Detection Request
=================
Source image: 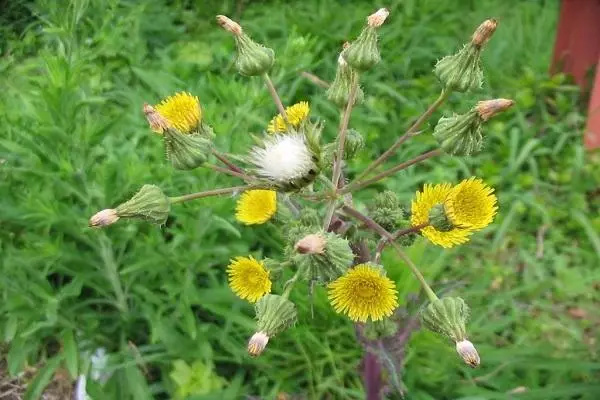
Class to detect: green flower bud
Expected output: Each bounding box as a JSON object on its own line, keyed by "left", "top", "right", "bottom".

{"left": 217, "top": 15, "right": 274, "bottom": 76}
{"left": 420, "top": 297, "right": 469, "bottom": 343}
{"left": 163, "top": 128, "right": 213, "bottom": 170}
{"left": 428, "top": 204, "right": 454, "bottom": 232}
{"left": 246, "top": 294, "right": 297, "bottom": 357}
{"left": 294, "top": 232, "right": 354, "bottom": 283}
{"left": 326, "top": 53, "right": 365, "bottom": 107}
{"left": 114, "top": 185, "right": 170, "bottom": 225}
{"left": 363, "top": 318, "right": 398, "bottom": 340}
{"left": 433, "top": 110, "right": 483, "bottom": 156}
{"left": 340, "top": 129, "right": 365, "bottom": 160}
{"left": 342, "top": 8, "right": 389, "bottom": 72}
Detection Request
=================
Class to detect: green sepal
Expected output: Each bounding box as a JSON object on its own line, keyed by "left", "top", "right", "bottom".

{"left": 420, "top": 297, "right": 469, "bottom": 342}
{"left": 294, "top": 232, "right": 354, "bottom": 283}
{"left": 326, "top": 64, "right": 365, "bottom": 107}
{"left": 433, "top": 110, "right": 483, "bottom": 156}
{"left": 363, "top": 318, "right": 399, "bottom": 340}
{"left": 255, "top": 294, "right": 297, "bottom": 337}
{"left": 428, "top": 204, "right": 454, "bottom": 232}
{"left": 164, "top": 129, "right": 212, "bottom": 170}
{"left": 343, "top": 27, "right": 381, "bottom": 71}
{"left": 115, "top": 184, "right": 170, "bottom": 225}
{"left": 434, "top": 44, "right": 483, "bottom": 93}
{"left": 234, "top": 34, "right": 275, "bottom": 76}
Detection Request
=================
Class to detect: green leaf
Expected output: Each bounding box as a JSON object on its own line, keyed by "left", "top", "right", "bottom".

{"left": 62, "top": 330, "right": 79, "bottom": 379}
{"left": 24, "top": 355, "right": 63, "bottom": 400}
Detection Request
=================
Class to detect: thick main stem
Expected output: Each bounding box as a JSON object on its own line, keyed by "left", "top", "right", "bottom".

{"left": 323, "top": 78, "right": 359, "bottom": 230}
{"left": 341, "top": 205, "right": 439, "bottom": 303}
{"left": 263, "top": 73, "right": 288, "bottom": 123}
{"left": 342, "top": 149, "right": 442, "bottom": 194}
{"left": 169, "top": 185, "right": 252, "bottom": 204}
{"left": 354, "top": 90, "right": 449, "bottom": 183}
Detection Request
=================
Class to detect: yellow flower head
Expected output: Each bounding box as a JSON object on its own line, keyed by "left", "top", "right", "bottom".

{"left": 411, "top": 183, "right": 473, "bottom": 248}
{"left": 328, "top": 264, "right": 398, "bottom": 322}
{"left": 154, "top": 92, "right": 201, "bottom": 134}
{"left": 445, "top": 177, "right": 498, "bottom": 230}
{"left": 227, "top": 256, "right": 272, "bottom": 303}
{"left": 267, "top": 101, "right": 310, "bottom": 134}
{"left": 235, "top": 190, "right": 277, "bottom": 225}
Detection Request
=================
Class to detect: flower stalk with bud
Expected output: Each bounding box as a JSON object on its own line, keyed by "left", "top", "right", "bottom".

{"left": 89, "top": 10, "right": 518, "bottom": 396}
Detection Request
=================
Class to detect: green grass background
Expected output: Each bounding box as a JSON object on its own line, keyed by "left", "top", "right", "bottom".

{"left": 1, "top": 0, "right": 599, "bottom": 399}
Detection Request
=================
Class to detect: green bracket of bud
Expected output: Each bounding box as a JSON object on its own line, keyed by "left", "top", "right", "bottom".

{"left": 343, "top": 27, "right": 381, "bottom": 71}
{"left": 363, "top": 318, "right": 399, "bottom": 340}
{"left": 115, "top": 185, "right": 170, "bottom": 225}
{"left": 295, "top": 232, "right": 354, "bottom": 283}
{"left": 164, "top": 129, "right": 212, "bottom": 170}
{"left": 255, "top": 294, "right": 297, "bottom": 337}
{"left": 434, "top": 44, "right": 483, "bottom": 93}
{"left": 235, "top": 34, "right": 275, "bottom": 77}
{"left": 420, "top": 297, "right": 469, "bottom": 342}
{"left": 428, "top": 204, "right": 454, "bottom": 232}
{"left": 327, "top": 63, "right": 365, "bottom": 108}
{"left": 433, "top": 110, "right": 483, "bottom": 156}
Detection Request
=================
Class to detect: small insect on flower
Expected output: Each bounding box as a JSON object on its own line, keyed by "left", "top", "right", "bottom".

{"left": 154, "top": 92, "right": 201, "bottom": 134}
{"left": 267, "top": 101, "right": 310, "bottom": 134}
{"left": 328, "top": 264, "right": 398, "bottom": 322}
{"left": 250, "top": 133, "right": 317, "bottom": 185}
{"left": 227, "top": 256, "right": 272, "bottom": 302}
{"left": 411, "top": 183, "right": 473, "bottom": 248}
{"left": 235, "top": 190, "right": 277, "bottom": 225}
{"left": 445, "top": 177, "right": 497, "bottom": 230}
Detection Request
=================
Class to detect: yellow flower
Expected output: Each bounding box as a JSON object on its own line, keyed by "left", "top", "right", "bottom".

{"left": 154, "top": 92, "right": 201, "bottom": 134}
{"left": 267, "top": 101, "right": 310, "bottom": 134}
{"left": 227, "top": 256, "right": 271, "bottom": 302}
{"left": 235, "top": 190, "right": 277, "bottom": 225}
{"left": 328, "top": 264, "right": 398, "bottom": 322}
{"left": 445, "top": 177, "right": 497, "bottom": 230}
{"left": 411, "top": 183, "right": 473, "bottom": 248}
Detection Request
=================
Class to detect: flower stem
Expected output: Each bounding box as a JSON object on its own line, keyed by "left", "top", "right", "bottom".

{"left": 354, "top": 90, "right": 450, "bottom": 182}
{"left": 323, "top": 76, "right": 359, "bottom": 230}
{"left": 282, "top": 269, "right": 301, "bottom": 299}
{"left": 373, "top": 223, "right": 429, "bottom": 263}
{"left": 204, "top": 163, "right": 254, "bottom": 181}
{"left": 263, "top": 73, "right": 288, "bottom": 123}
{"left": 341, "top": 149, "right": 442, "bottom": 194}
{"left": 341, "top": 205, "right": 438, "bottom": 303}
{"left": 169, "top": 185, "right": 253, "bottom": 204}
{"left": 211, "top": 148, "right": 244, "bottom": 174}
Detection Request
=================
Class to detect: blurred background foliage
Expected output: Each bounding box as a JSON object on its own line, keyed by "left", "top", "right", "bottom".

{"left": 1, "top": 0, "right": 599, "bottom": 399}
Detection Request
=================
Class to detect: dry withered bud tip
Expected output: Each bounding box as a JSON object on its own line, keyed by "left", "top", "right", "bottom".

{"left": 471, "top": 19, "right": 498, "bottom": 47}
{"left": 295, "top": 233, "right": 326, "bottom": 254}
{"left": 143, "top": 103, "right": 171, "bottom": 133}
{"left": 367, "top": 8, "right": 390, "bottom": 28}
{"left": 475, "top": 98, "right": 514, "bottom": 121}
{"left": 216, "top": 15, "right": 242, "bottom": 36}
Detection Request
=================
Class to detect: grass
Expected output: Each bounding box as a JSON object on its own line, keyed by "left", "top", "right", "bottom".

{"left": 1, "top": 0, "right": 600, "bottom": 399}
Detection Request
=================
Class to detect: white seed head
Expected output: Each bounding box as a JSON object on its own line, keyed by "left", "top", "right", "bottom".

{"left": 367, "top": 8, "right": 390, "bottom": 28}
{"left": 251, "top": 134, "right": 315, "bottom": 183}
{"left": 89, "top": 209, "right": 119, "bottom": 228}
{"left": 247, "top": 331, "right": 269, "bottom": 357}
{"left": 456, "top": 339, "right": 480, "bottom": 368}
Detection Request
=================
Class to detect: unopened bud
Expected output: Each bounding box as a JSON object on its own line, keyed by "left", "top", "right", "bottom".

{"left": 216, "top": 15, "right": 242, "bottom": 36}
{"left": 456, "top": 339, "right": 480, "bottom": 367}
{"left": 294, "top": 232, "right": 353, "bottom": 283}
{"left": 89, "top": 209, "right": 119, "bottom": 228}
{"left": 471, "top": 19, "right": 498, "bottom": 47}
{"left": 143, "top": 104, "right": 170, "bottom": 134}
{"left": 340, "top": 129, "right": 365, "bottom": 160}
{"left": 433, "top": 110, "right": 483, "bottom": 156}
{"left": 247, "top": 331, "right": 269, "bottom": 357}
{"left": 420, "top": 297, "right": 469, "bottom": 343}
{"left": 164, "top": 129, "right": 212, "bottom": 170}
{"left": 295, "top": 234, "right": 326, "bottom": 254}
{"left": 115, "top": 185, "right": 170, "bottom": 225}
{"left": 367, "top": 8, "right": 389, "bottom": 28}
{"left": 255, "top": 294, "right": 297, "bottom": 339}
{"left": 475, "top": 98, "right": 514, "bottom": 121}
{"left": 327, "top": 46, "right": 365, "bottom": 107}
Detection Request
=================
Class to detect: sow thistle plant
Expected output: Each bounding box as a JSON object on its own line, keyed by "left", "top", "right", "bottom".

{"left": 90, "top": 8, "right": 514, "bottom": 378}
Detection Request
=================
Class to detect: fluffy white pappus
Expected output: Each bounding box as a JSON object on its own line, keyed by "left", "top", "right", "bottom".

{"left": 251, "top": 134, "right": 315, "bottom": 182}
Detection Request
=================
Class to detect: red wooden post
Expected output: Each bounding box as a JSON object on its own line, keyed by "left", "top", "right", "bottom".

{"left": 551, "top": 0, "right": 600, "bottom": 150}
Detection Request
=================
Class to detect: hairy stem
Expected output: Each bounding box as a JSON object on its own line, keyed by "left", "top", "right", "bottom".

{"left": 374, "top": 223, "right": 429, "bottom": 262}
{"left": 204, "top": 163, "right": 254, "bottom": 181}
{"left": 211, "top": 148, "right": 244, "bottom": 173}
{"left": 169, "top": 185, "right": 253, "bottom": 204}
{"left": 341, "top": 149, "right": 442, "bottom": 194}
{"left": 263, "top": 73, "right": 288, "bottom": 123}
{"left": 341, "top": 205, "right": 439, "bottom": 303}
{"left": 354, "top": 90, "right": 449, "bottom": 183}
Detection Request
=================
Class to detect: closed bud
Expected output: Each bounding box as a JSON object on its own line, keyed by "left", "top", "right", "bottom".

{"left": 295, "top": 232, "right": 354, "bottom": 283}
{"left": 370, "top": 192, "right": 416, "bottom": 246}
{"left": 255, "top": 294, "right": 297, "bottom": 339}
{"left": 342, "top": 8, "right": 389, "bottom": 71}
{"left": 164, "top": 128, "right": 212, "bottom": 170}
{"left": 471, "top": 19, "right": 498, "bottom": 48}
{"left": 115, "top": 185, "right": 170, "bottom": 225}
{"left": 217, "top": 15, "right": 274, "bottom": 76}
{"left": 295, "top": 233, "right": 326, "bottom": 254}
{"left": 247, "top": 331, "right": 269, "bottom": 357}
{"left": 363, "top": 318, "right": 398, "bottom": 340}
{"left": 89, "top": 209, "right": 119, "bottom": 228}
{"left": 456, "top": 339, "right": 480, "bottom": 367}
{"left": 428, "top": 204, "right": 454, "bottom": 232}
{"left": 420, "top": 297, "right": 469, "bottom": 343}
{"left": 339, "top": 129, "right": 365, "bottom": 160}
{"left": 433, "top": 110, "right": 483, "bottom": 156}
{"left": 434, "top": 45, "right": 483, "bottom": 93}
{"left": 475, "top": 98, "right": 514, "bottom": 121}
{"left": 326, "top": 51, "right": 365, "bottom": 107}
